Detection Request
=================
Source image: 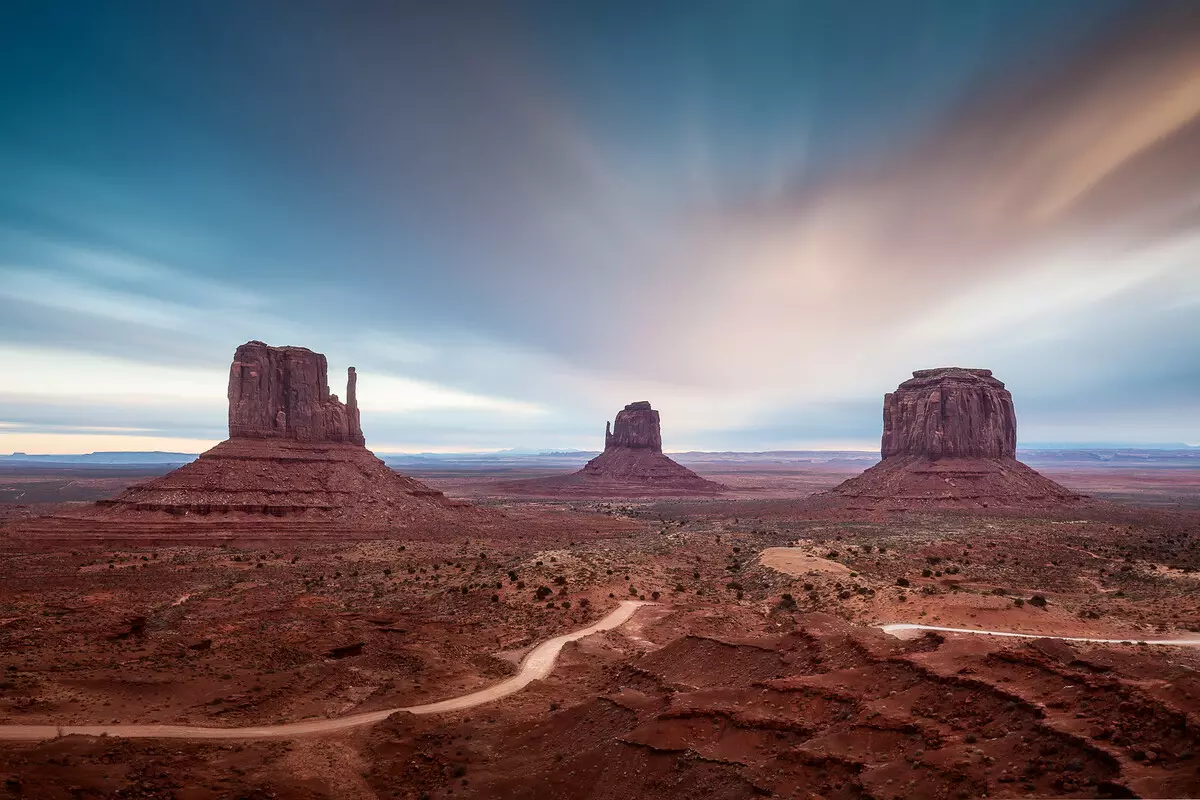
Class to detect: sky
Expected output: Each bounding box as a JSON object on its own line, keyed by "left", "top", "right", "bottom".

{"left": 1, "top": 0, "right": 1198, "bottom": 454}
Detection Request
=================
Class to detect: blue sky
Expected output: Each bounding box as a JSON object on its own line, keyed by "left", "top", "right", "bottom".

{"left": 1, "top": 0, "right": 1198, "bottom": 453}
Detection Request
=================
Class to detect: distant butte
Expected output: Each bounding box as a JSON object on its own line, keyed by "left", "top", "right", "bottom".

{"left": 501, "top": 401, "right": 724, "bottom": 497}
{"left": 823, "top": 367, "right": 1080, "bottom": 510}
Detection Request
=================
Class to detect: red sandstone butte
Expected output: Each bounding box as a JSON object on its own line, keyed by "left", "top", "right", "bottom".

{"left": 11, "top": 341, "right": 486, "bottom": 539}
{"left": 826, "top": 367, "right": 1078, "bottom": 510}
{"left": 501, "top": 401, "right": 724, "bottom": 497}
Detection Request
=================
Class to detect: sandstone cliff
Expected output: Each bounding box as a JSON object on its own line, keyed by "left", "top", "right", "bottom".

{"left": 604, "top": 401, "right": 663, "bottom": 452}
{"left": 881, "top": 368, "right": 1015, "bottom": 459}
{"left": 228, "top": 341, "right": 365, "bottom": 446}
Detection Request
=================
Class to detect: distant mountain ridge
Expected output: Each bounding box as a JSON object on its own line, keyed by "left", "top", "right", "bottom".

{"left": 0, "top": 451, "right": 198, "bottom": 465}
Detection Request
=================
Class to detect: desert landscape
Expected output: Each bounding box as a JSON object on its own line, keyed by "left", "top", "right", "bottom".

{"left": 1, "top": 348, "right": 1198, "bottom": 799}
{"left": 4, "top": 2, "right": 1200, "bottom": 797}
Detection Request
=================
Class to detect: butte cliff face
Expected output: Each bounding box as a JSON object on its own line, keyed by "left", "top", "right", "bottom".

{"left": 881, "top": 368, "right": 1015, "bottom": 459}
{"left": 604, "top": 401, "right": 663, "bottom": 452}
{"left": 827, "top": 367, "right": 1078, "bottom": 510}
{"left": 228, "top": 341, "right": 365, "bottom": 446}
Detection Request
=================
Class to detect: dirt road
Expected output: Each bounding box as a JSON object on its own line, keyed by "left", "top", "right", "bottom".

{"left": 880, "top": 622, "right": 1200, "bottom": 646}
{"left": 0, "top": 601, "right": 651, "bottom": 742}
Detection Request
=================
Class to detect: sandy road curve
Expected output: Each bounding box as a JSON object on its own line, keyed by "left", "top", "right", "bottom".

{"left": 0, "top": 601, "right": 652, "bottom": 742}
{"left": 880, "top": 622, "right": 1200, "bottom": 646}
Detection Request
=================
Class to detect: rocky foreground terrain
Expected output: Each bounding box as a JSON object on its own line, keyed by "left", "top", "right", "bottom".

{"left": 2, "top": 486, "right": 1199, "bottom": 798}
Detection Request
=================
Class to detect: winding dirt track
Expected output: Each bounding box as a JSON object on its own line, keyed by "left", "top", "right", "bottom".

{"left": 0, "top": 601, "right": 651, "bottom": 742}
{"left": 880, "top": 622, "right": 1200, "bottom": 646}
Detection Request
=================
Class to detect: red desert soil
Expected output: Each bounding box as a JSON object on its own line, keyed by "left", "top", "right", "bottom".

{"left": 4, "top": 479, "right": 1200, "bottom": 797}
{"left": 0, "top": 601, "right": 651, "bottom": 741}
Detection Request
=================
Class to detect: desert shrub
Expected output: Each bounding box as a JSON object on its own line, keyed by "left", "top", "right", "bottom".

{"left": 651, "top": 591, "right": 660, "bottom": 600}
{"left": 779, "top": 593, "right": 798, "bottom": 611}
{"left": 1013, "top": 598, "right": 1025, "bottom": 607}
{"left": 553, "top": 576, "right": 567, "bottom": 586}
{"left": 629, "top": 586, "right": 638, "bottom": 595}
{"left": 579, "top": 598, "right": 590, "bottom": 607}
{"left": 803, "top": 582, "right": 814, "bottom": 591}
{"left": 491, "top": 594, "right": 499, "bottom": 603}
{"left": 1029, "top": 595, "right": 1048, "bottom": 608}
{"left": 922, "top": 569, "right": 933, "bottom": 578}
{"left": 534, "top": 586, "right": 552, "bottom": 600}
{"left": 561, "top": 600, "right": 571, "bottom": 609}
{"left": 508, "top": 570, "right": 518, "bottom": 582}
{"left": 896, "top": 578, "right": 910, "bottom": 587}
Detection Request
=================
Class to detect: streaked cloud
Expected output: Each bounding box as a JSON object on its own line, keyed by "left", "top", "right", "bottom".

{"left": 0, "top": 1, "right": 1196, "bottom": 453}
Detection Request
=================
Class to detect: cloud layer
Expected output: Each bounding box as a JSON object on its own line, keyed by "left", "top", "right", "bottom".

{"left": 0, "top": 1, "right": 1197, "bottom": 453}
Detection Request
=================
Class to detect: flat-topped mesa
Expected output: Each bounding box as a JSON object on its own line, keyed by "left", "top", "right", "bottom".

{"left": 881, "top": 367, "right": 1016, "bottom": 459}
{"left": 228, "top": 341, "right": 365, "bottom": 446}
{"left": 604, "top": 401, "right": 663, "bottom": 452}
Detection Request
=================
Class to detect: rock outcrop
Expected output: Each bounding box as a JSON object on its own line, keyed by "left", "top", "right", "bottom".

{"left": 881, "top": 368, "right": 1015, "bottom": 459}
{"left": 228, "top": 341, "right": 365, "bottom": 446}
{"left": 500, "top": 402, "right": 724, "bottom": 497}
{"left": 824, "top": 367, "right": 1079, "bottom": 510}
{"left": 14, "top": 341, "right": 483, "bottom": 539}
{"left": 604, "top": 401, "right": 663, "bottom": 451}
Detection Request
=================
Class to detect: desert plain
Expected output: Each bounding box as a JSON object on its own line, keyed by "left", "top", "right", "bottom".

{"left": 2, "top": 446, "right": 1199, "bottom": 799}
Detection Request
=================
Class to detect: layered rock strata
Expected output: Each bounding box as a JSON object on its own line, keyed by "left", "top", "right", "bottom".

{"left": 882, "top": 368, "right": 1015, "bottom": 459}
